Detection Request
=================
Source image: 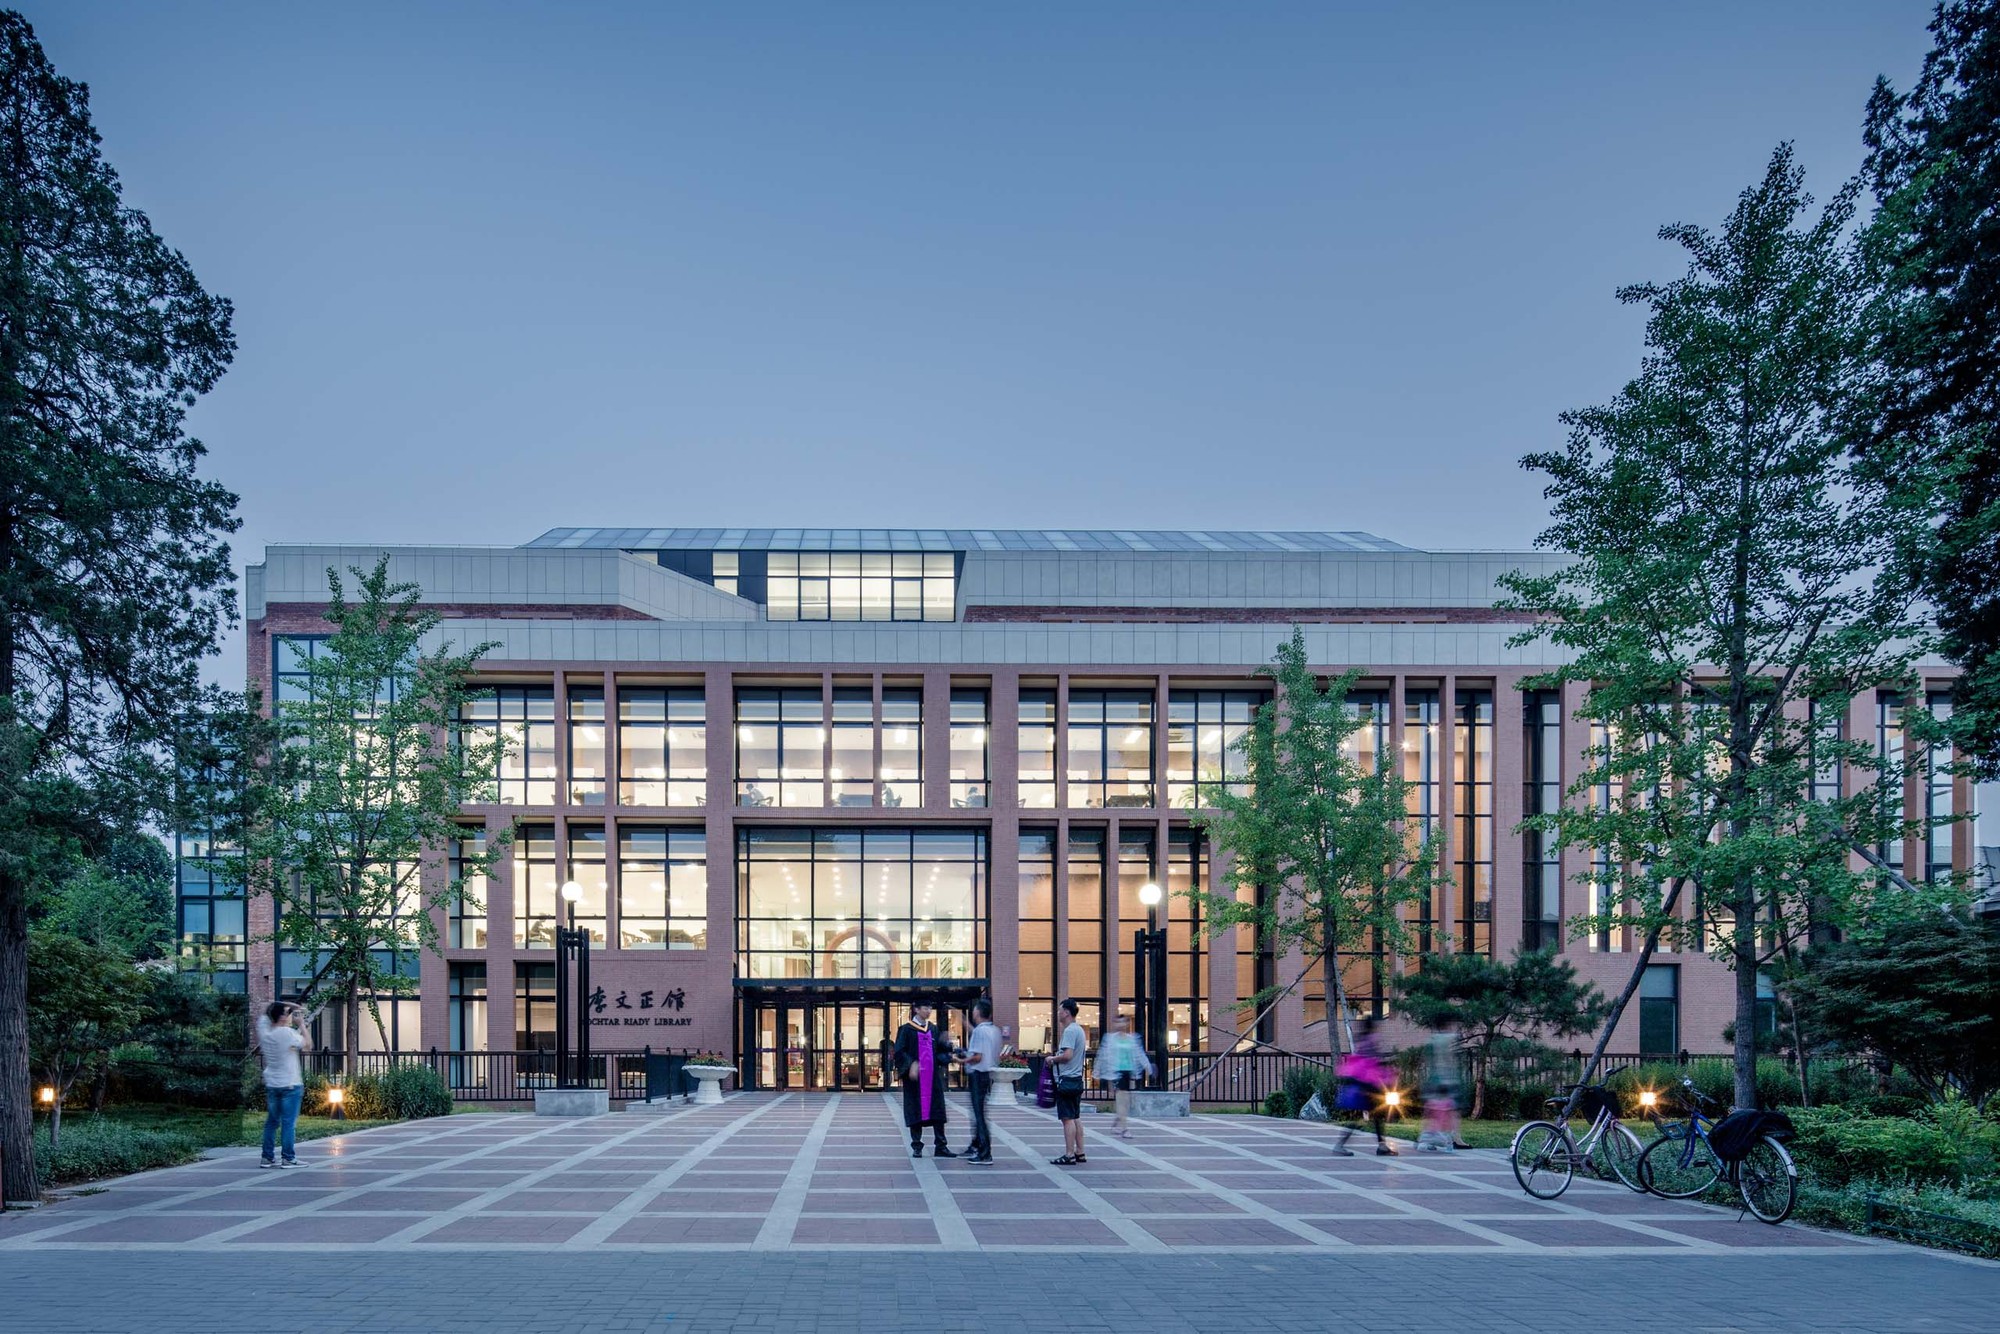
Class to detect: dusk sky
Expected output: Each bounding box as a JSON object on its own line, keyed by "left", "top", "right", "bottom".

{"left": 30, "top": 2, "right": 1945, "bottom": 675}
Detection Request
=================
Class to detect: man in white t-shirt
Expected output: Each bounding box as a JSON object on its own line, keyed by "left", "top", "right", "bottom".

{"left": 958, "top": 998, "right": 1005, "bottom": 1164}
{"left": 257, "top": 1002, "right": 311, "bottom": 1168}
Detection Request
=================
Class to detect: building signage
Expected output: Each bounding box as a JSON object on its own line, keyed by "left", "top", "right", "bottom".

{"left": 587, "top": 984, "right": 694, "bottom": 1028}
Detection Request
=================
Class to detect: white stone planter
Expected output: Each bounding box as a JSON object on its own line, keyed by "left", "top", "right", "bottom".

{"left": 989, "top": 1068, "right": 1030, "bottom": 1105}
{"left": 684, "top": 1065, "right": 735, "bottom": 1105}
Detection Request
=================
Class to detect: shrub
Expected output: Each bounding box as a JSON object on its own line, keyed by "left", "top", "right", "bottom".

{"left": 1262, "top": 1090, "right": 1293, "bottom": 1119}
{"left": 1787, "top": 1107, "right": 1965, "bottom": 1189}
{"left": 1802, "top": 1058, "right": 1879, "bottom": 1109}
{"left": 33, "top": 1118, "right": 201, "bottom": 1187}
{"left": 378, "top": 1064, "right": 453, "bottom": 1119}
{"left": 1604, "top": 1056, "right": 1802, "bottom": 1114}
{"left": 305, "top": 1071, "right": 389, "bottom": 1120}
{"left": 1794, "top": 1182, "right": 2000, "bottom": 1258}
{"left": 1280, "top": 1064, "right": 1319, "bottom": 1116}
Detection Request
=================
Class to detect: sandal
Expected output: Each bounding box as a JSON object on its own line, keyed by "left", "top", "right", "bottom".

{"left": 1050, "top": 1155, "right": 1079, "bottom": 1166}
{"left": 1073, "top": 1154, "right": 1088, "bottom": 1163}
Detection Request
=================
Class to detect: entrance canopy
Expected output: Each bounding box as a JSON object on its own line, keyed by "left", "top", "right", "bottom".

{"left": 734, "top": 978, "right": 989, "bottom": 1008}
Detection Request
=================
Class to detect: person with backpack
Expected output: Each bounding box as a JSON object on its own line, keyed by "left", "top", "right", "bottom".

{"left": 1094, "top": 1013, "right": 1153, "bottom": 1140}
{"left": 1332, "top": 1017, "right": 1398, "bottom": 1157}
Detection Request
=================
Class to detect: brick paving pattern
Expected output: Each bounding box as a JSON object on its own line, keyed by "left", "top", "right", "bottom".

{"left": 0, "top": 1089, "right": 1937, "bottom": 1256}
{"left": 5, "top": 1092, "right": 1998, "bottom": 1332}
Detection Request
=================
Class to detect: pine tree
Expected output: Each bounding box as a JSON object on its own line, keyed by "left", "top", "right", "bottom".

{"left": 0, "top": 13, "right": 238, "bottom": 1202}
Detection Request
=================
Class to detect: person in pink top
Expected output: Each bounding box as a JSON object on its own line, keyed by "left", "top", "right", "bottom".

{"left": 1333, "top": 1018, "right": 1399, "bottom": 1157}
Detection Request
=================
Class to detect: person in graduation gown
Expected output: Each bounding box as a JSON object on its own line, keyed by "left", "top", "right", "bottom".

{"left": 892, "top": 1001, "right": 958, "bottom": 1158}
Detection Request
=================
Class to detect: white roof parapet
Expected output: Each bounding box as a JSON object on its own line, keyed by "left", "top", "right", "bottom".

{"left": 246, "top": 545, "right": 759, "bottom": 622}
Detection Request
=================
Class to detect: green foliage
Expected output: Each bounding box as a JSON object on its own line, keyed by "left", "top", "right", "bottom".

{"left": 1278, "top": 1063, "right": 1330, "bottom": 1118}
{"left": 226, "top": 556, "right": 514, "bottom": 1062}
{"left": 32, "top": 1118, "right": 202, "bottom": 1187}
{"left": 1393, "top": 948, "right": 1606, "bottom": 1117}
{"left": 1786, "top": 1106, "right": 1971, "bottom": 1189}
{"left": 1497, "top": 142, "right": 1967, "bottom": 1111}
{"left": 1193, "top": 630, "right": 1449, "bottom": 1051}
{"left": 377, "top": 1064, "right": 453, "bottom": 1119}
{"left": 1261, "top": 1090, "right": 1293, "bottom": 1119}
{"left": 0, "top": 9, "right": 242, "bottom": 1203}
{"left": 1859, "top": 0, "right": 2000, "bottom": 777}
{"left": 1782, "top": 916, "right": 2000, "bottom": 1110}
{"left": 26, "top": 932, "right": 151, "bottom": 1146}
{"left": 28, "top": 833, "right": 175, "bottom": 962}
{"left": 108, "top": 974, "right": 249, "bottom": 1108}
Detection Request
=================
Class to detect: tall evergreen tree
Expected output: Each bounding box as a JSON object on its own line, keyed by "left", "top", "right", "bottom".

{"left": 1193, "top": 630, "right": 1446, "bottom": 1054}
{"left": 224, "top": 559, "right": 511, "bottom": 1068}
{"left": 1501, "top": 146, "right": 1966, "bottom": 1111}
{"left": 1859, "top": 1, "right": 2000, "bottom": 774}
{"left": 0, "top": 12, "right": 238, "bottom": 1203}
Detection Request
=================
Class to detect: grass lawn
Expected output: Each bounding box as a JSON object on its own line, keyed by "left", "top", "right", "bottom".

{"left": 91, "top": 1103, "right": 393, "bottom": 1148}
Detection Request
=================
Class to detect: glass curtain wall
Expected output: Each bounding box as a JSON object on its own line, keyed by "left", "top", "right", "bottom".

{"left": 1018, "top": 689, "right": 1057, "bottom": 808}
{"left": 1065, "top": 830, "right": 1105, "bottom": 1037}
{"left": 1454, "top": 689, "right": 1495, "bottom": 953}
{"left": 1166, "top": 690, "right": 1258, "bottom": 809}
{"left": 764, "top": 552, "right": 956, "bottom": 621}
{"left": 567, "top": 687, "right": 605, "bottom": 805}
{"left": 737, "top": 687, "right": 825, "bottom": 807}
{"left": 566, "top": 826, "right": 607, "bottom": 944}
{"left": 1522, "top": 692, "right": 1563, "bottom": 951}
{"left": 1403, "top": 689, "right": 1441, "bottom": 951}
{"left": 448, "top": 828, "right": 488, "bottom": 949}
{"left": 950, "top": 689, "right": 990, "bottom": 808}
{"left": 1164, "top": 830, "right": 1207, "bottom": 1047}
{"left": 1018, "top": 830, "right": 1057, "bottom": 1050}
{"left": 617, "top": 827, "right": 708, "bottom": 948}
{"left": 619, "top": 687, "right": 706, "bottom": 806}
{"left": 881, "top": 688, "right": 922, "bottom": 807}
{"left": 1067, "top": 689, "right": 1154, "bottom": 808}
{"left": 461, "top": 687, "right": 557, "bottom": 804}
{"left": 515, "top": 824, "right": 557, "bottom": 947}
{"left": 738, "top": 829, "right": 985, "bottom": 981}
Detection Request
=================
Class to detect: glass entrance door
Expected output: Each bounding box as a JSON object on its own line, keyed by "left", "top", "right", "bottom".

{"left": 743, "top": 996, "right": 973, "bottom": 1090}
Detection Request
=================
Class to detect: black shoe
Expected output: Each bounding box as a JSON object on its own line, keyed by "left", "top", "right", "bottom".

{"left": 969, "top": 1154, "right": 995, "bottom": 1165}
{"left": 911, "top": 1145, "right": 923, "bottom": 1158}
{"left": 932, "top": 1146, "right": 959, "bottom": 1159}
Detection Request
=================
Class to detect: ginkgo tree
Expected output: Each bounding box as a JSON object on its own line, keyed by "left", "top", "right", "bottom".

{"left": 1193, "top": 630, "right": 1449, "bottom": 1055}
{"left": 224, "top": 558, "right": 515, "bottom": 1068}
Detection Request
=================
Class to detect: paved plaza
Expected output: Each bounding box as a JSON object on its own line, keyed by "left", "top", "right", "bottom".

{"left": 3, "top": 1091, "right": 1995, "bottom": 1331}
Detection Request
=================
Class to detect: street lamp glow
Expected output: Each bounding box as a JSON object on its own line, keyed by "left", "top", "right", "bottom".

{"left": 559, "top": 879, "right": 582, "bottom": 904}
{"left": 1638, "top": 1089, "right": 1658, "bottom": 1110}
{"left": 1382, "top": 1088, "right": 1402, "bottom": 1109}
{"left": 1138, "top": 882, "right": 1163, "bottom": 908}
{"left": 38, "top": 1085, "right": 55, "bottom": 1106}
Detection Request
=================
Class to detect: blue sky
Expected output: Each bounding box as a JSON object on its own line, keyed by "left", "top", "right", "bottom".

{"left": 31, "top": 2, "right": 1935, "bottom": 560}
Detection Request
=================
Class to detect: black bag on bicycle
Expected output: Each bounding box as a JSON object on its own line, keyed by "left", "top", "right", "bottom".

{"left": 1708, "top": 1108, "right": 1794, "bottom": 1162}
{"left": 1572, "top": 1085, "right": 1620, "bottom": 1122}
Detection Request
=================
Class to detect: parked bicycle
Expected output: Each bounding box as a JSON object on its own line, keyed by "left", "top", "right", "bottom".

{"left": 1634, "top": 1077, "right": 1798, "bottom": 1223}
{"left": 1509, "top": 1083, "right": 1646, "bottom": 1199}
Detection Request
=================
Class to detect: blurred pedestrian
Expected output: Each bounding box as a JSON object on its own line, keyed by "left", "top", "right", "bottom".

{"left": 1332, "top": 1017, "right": 1398, "bottom": 1157}
{"left": 1048, "top": 998, "right": 1089, "bottom": 1165}
{"left": 1417, "top": 1025, "right": 1470, "bottom": 1152}
{"left": 1094, "top": 1013, "right": 1153, "bottom": 1140}
{"left": 892, "top": 1001, "right": 957, "bottom": 1158}
{"left": 256, "top": 1001, "right": 311, "bottom": 1169}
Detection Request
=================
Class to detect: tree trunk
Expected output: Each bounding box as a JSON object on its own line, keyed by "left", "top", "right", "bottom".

{"left": 345, "top": 977, "right": 361, "bottom": 1077}
{"left": 1471, "top": 1056, "right": 1488, "bottom": 1120}
{"left": 1566, "top": 876, "right": 1688, "bottom": 1118}
{"left": 1732, "top": 918, "right": 1759, "bottom": 1110}
{"left": 0, "top": 864, "right": 33, "bottom": 1202}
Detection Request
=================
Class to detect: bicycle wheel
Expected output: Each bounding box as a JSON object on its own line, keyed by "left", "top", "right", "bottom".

{"left": 1510, "top": 1121, "right": 1575, "bottom": 1199}
{"left": 1594, "top": 1120, "right": 1647, "bottom": 1193}
{"left": 1637, "top": 1131, "right": 1722, "bottom": 1198}
{"left": 1736, "top": 1136, "right": 1798, "bottom": 1224}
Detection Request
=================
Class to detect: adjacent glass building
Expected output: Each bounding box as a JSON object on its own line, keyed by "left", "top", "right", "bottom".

{"left": 200, "top": 527, "right": 1974, "bottom": 1086}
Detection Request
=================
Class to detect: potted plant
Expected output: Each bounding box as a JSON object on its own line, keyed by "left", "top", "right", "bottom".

{"left": 990, "top": 1055, "right": 1031, "bottom": 1105}
{"left": 683, "top": 1052, "right": 737, "bottom": 1105}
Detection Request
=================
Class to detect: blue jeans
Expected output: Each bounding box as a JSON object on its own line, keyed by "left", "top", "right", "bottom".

{"left": 262, "top": 1084, "right": 303, "bottom": 1162}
